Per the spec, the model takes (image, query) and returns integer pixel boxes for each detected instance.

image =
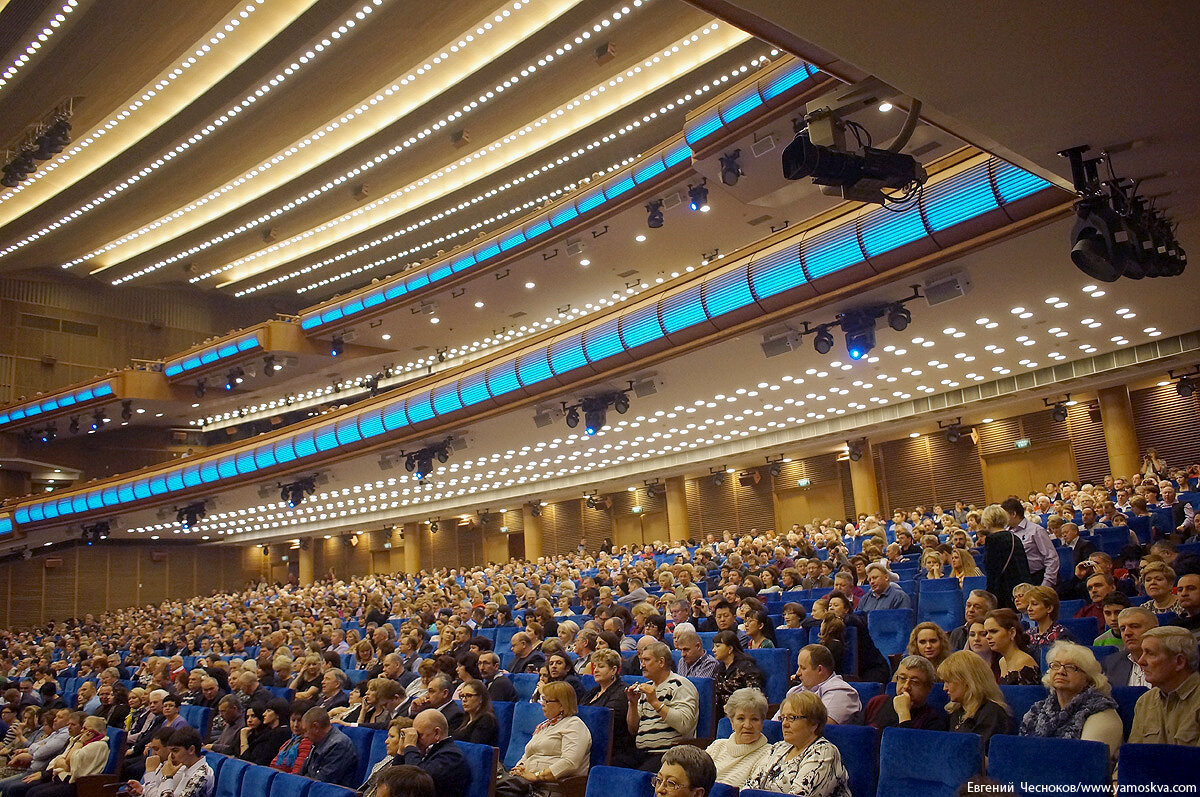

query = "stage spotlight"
[719,149,743,186]
[405,454,416,472]
[847,440,864,462]
[646,200,664,229]
[68,416,80,435]
[887,303,911,331]
[90,408,106,431]
[565,406,580,429]
[583,402,607,436]
[330,334,344,357]
[712,471,726,487]
[281,476,316,508]
[946,425,962,444]
[121,401,133,421]
[1050,402,1068,423]
[33,118,70,160]
[613,393,630,414]
[176,502,206,529]
[195,378,207,398]
[1177,377,1195,398]
[414,451,434,480]
[263,355,278,376]
[687,182,709,212]
[813,325,834,355]
[530,502,542,517]
[39,424,56,444]
[430,521,439,533]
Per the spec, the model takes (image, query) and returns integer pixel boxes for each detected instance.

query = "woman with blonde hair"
[1019,641,1122,768]
[939,651,1013,755]
[949,548,982,586]
[502,680,591,795]
[906,622,951,670]
[977,504,1031,609]
[917,550,945,581]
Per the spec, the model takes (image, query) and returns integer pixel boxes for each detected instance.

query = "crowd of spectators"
[1,458,1198,796]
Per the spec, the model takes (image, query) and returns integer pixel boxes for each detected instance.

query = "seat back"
[849,681,883,708]
[510,672,540,702]
[215,757,249,797]
[867,609,915,658]
[338,725,378,788]
[493,701,514,756]
[494,626,519,650]
[774,628,808,666]
[265,686,295,701]
[1117,743,1200,787]
[998,685,1044,726]
[367,730,389,778]
[918,578,961,592]
[708,784,738,797]
[577,705,614,766]
[1058,599,1086,618]
[179,705,212,738]
[960,575,987,594]
[453,741,498,797]
[876,727,981,797]
[1111,685,1149,737]
[203,751,227,782]
[745,648,790,703]
[916,589,965,631]
[1058,616,1100,646]
[716,717,783,744]
[583,766,654,797]
[241,763,278,797]
[307,783,357,797]
[503,700,546,769]
[825,724,878,797]
[103,728,126,775]
[986,735,1108,789]
[268,772,313,797]
[687,676,715,738]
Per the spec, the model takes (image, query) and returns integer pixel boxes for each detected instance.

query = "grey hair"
[148,689,168,701]
[1141,626,1200,671]
[723,686,768,721]
[967,590,998,610]
[1116,606,1158,627]
[660,746,717,795]
[895,655,937,684]
[1042,641,1110,694]
[865,562,891,578]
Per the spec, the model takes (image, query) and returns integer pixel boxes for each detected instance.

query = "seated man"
[405,675,462,731]
[1073,573,1115,621]
[674,630,720,679]
[202,696,242,752]
[399,709,469,797]
[478,653,517,703]
[1129,626,1200,745]
[949,590,997,650]
[625,641,699,771]
[864,656,948,730]
[777,645,860,726]
[124,728,177,797]
[1102,606,1157,687]
[506,633,545,675]
[1093,592,1132,646]
[300,707,359,787]
[1172,573,1200,642]
[654,746,717,797]
[149,728,213,797]
[857,564,911,612]
[0,710,77,797]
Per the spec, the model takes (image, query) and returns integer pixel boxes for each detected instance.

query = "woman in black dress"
[238,699,293,766]
[580,648,637,767]
[978,504,1031,610]
[712,631,765,715]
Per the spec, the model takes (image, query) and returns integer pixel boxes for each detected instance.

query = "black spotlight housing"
[121,401,133,421]
[782,128,926,204]
[68,416,80,435]
[946,425,962,444]
[719,149,742,186]
[887,303,911,332]
[1050,402,1068,423]
[847,440,864,462]
[33,118,70,160]
[565,406,580,429]
[195,378,207,398]
[813,325,834,355]
[582,399,607,436]
[263,355,278,376]
[281,476,316,508]
[687,181,709,212]
[176,502,206,529]
[646,199,664,229]
[1177,377,1196,398]
[840,309,877,360]
[712,471,726,487]
[414,451,434,480]
[330,334,345,357]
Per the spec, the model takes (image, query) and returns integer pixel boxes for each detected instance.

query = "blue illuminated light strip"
[12,157,1058,526]
[0,381,114,430]
[164,335,262,378]
[298,59,826,333]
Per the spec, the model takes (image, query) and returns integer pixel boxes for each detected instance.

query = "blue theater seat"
[867,609,915,658]
[986,735,1108,790]
[1111,685,1149,737]
[367,729,389,776]
[774,628,807,664]
[240,763,277,797]
[998,685,1044,725]
[203,752,227,782]
[717,717,783,744]
[583,766,654,797]
[265,686,295,702]
[876,727,981,797]
[454,740,498,797]
[746,648,790,703]
[1117,743,1200,788]
[308,783,356,797]
[849,681,883,707]
[103,728,126,774]
[269,772,312,797]
[215,757,249,797]
[1058,616,1100,646]
[338,725,379,787]
[916,590,965,632]
[179,705,211,738]
[577,705,614,766]
[493,700,514,756]
[825,723,878,797]
[687,676,716,738]
[510,672,540,702]
[504,700,547,769]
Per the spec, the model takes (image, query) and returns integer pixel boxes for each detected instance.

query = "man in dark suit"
[1059,523,1096,565]
[478,653,517,703]
[506,632,545,675]
[407,674,464,731]
[1100,606,1157,687]
[399,710,471,797]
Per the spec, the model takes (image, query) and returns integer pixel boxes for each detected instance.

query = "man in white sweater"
[626,641,698,771]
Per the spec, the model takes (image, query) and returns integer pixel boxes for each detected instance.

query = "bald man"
[399,709,471,797]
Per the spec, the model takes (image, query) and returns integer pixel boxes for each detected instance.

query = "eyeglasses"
[651,775,688,791]
[1048,662,1082,674]
[777,713,804,724]
[893,676,929,687]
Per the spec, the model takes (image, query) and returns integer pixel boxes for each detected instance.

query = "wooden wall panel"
[839,460,856,521]
[107,549,139,613]
[42,548,77,621]
[878,436,935,512]
[139,550,168,605]
[193,547,225,597]
[581,497,614,554]
[1132,384,1200,471]
[7,558,41,628]
[925,431,987,507]
[1067,403,1111,484]
[734,471,775,533]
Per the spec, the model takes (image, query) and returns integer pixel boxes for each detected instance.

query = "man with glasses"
[652,746,717,797]
[862,656,948,730]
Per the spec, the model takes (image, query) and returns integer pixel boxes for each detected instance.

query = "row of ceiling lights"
[123,0,650,287]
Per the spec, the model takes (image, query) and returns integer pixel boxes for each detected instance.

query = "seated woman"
[1139,561,1184,616]
[817,616,846,675]
[271,700,314,774]
[712,631,766,715]
[581,649,637,768]
[1019,641,1122,769]
[238,699,292,766]
[501,681,591,796]
[451,679,498,747]
[966,621,999,677]
[555,620,580,650]
[704,688,771,787]
[26,716,110,797]
[359,718,410,797]
[906,622,951,671]
[984,609,1041,685]
[824,591,891,683]
[743,691,851,797]
[779,602,807,629]
[949,547,983,586]
[397,661,437,717]
[938,651,1013,757]
[915,550,945,581]
[1024,586,1074,647]
[743,607,776,650]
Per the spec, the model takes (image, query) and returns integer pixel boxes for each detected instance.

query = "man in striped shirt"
[624,641,698,771]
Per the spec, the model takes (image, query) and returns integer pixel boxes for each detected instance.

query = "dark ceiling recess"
[0,1,53,67]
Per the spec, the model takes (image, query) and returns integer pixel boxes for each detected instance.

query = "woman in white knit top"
[704,688,771,786]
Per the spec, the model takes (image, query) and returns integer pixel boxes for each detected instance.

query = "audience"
[580,649,636,767]
[399,710,467,797]
[502,681,590,795]
[237,700,291,766]
[270,701,314,774]
[864,656,948,731]
[1101,607,1157,687]
[359,718,407,797]
[778,645,860,726]
[625,642,698,771]
[744,691,851,796]
[906,622,951,670]
[710,632,764,715]
[939,651,1013,756]
[983,609,1041,685]
[300,708,359,787]
[1128,626,1200,745]
[375,765,433,797]
[653,746,717,797]
[449,680,497,747]
[703,688,770,787]
[1019,642,1122,767]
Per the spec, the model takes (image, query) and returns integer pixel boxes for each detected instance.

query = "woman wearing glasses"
[742,691,851,797]
[504,681,591,795]
[451,679,498,747]
[1018,641,1122,769]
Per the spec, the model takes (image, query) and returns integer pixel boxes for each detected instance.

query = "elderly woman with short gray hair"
[704,687,771,786]
[1019,641,1122,767]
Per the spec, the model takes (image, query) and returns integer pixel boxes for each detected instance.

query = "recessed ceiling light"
[579,259,590,266]
[474,300,485,308]
[878,102,893,112]
[525,281,536,289]
[430,317,440,325]
[981,418,993,423]
[909,432,920,438]
[381,333,391,340]
[634,234,646,242]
